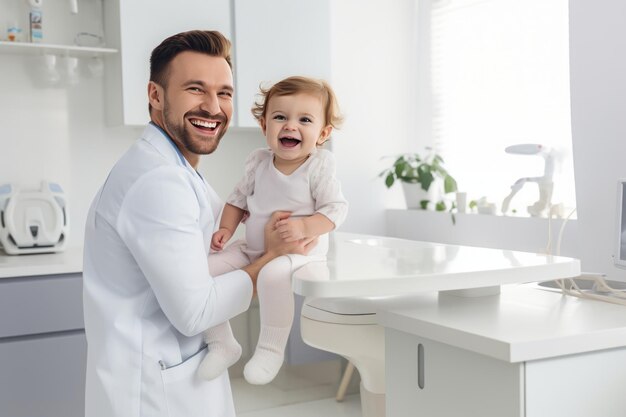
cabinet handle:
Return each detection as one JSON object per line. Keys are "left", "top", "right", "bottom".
{"left": 417, "top": 343, "right": 425, "bottom": 389}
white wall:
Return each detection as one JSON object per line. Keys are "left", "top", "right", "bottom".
{"left": 329, "top": 0, "right": 418, "bottom": 235}
{"left": 569, "top": 0, "right": 626, "bottom": 281}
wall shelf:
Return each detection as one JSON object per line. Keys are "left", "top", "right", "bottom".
{"left": 0, "top": 41, "right": 117, "bottom": 57}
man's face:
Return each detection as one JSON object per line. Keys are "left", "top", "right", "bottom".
{"left": 152, "top": 51, "right": 234, "bottom": 161}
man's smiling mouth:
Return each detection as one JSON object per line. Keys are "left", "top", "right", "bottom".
{"left": 190, "top": 118, "right": 220, "bottom": 132}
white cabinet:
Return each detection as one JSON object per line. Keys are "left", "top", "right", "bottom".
{"left": 103, "top": 0, "right": 232, "bottom": 126}
{"left": 233, "top": 0, "right": 331, "bottom": 127}
{"left": 386, "top": 329, "right": 524, "bottom": 417}
{"left": 382, "top": 285, "right": 626, "bottom": 417}
{"left": 386, "top": 328, "right": 626, "bottom": 417}
{"left": 0, "top": 273, "right": 86, "bottom": 417}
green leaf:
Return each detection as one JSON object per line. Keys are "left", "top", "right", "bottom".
{"left": 435, "top": 201, "right": 446, "bottom": 211}
{"left": 394, "top": 161, "right": 407, "bottom": 177}
{"left": 444, "top": 175, "right": 458, "bottom": 193}
{"left": 385, "top": 173, "right": 395, "bottom": 188}
{"left": 417, "top": 165, "right": 434, "bottom": 191}
{"left": 469, "top": 200, "right": 477, "bottom": 210}
{"left": 420, "top": 200, "right": 429, "bottom": 210}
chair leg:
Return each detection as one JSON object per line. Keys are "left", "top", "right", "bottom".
{"left": 335, "top": 361, "right": 355, "bottom": 402}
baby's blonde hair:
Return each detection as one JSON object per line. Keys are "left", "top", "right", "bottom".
{"left": 251, "top": 76, "right": 343, "bottom": 129}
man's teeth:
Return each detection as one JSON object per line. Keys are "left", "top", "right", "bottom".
{"left": 191, "top": 119, "right": 217, "bottom": 128}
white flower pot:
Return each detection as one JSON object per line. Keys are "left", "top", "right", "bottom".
{"left": 401, "top": 182, "right": 438, "bottom": 209}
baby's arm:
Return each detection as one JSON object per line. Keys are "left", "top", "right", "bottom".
{"left": 275, "top": 214, "right": 334, "bottom": 242}
{"left": 211, "top": 203, "right": 246, "bottom": 251}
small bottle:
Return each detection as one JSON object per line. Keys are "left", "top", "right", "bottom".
{"left": 29, "top": 0, "right": 43, "bottom": 43}
{"left": 7, "top": 21, "right": 22, "bottom": 42}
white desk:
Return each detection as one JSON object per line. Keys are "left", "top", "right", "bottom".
{"left": 380, "top": 285, "right": 626, "bottom": 417}
{"left": 293, "top": 233, "right": 581, "bottom": 298}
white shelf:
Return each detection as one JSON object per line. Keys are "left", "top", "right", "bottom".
{"left": 0, "top": 41, "right": 117, "bottom": 57}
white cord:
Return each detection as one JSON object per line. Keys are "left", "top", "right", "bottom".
{"left": 544, "top": 204, "right": 553, "bottom": 255}
{"left": 555, "top": 274, "right": 626, "bottom": 306}
{"left": 555, "top": 207, "right": 577, "bottom": 256}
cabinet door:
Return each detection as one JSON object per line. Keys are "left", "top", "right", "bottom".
{"left": 233, "top": 0, "right": 331, "bottom": 127}
{"left": 104, "top": 0, "right": 232, "bottom": 126}
{"left": 526, "top": 347, "right": 626, "bottom": 417}
{"left": 0, "top": 331, "right": 87, "bottom": 417}
{"left": 386, "top": 329, "right": 524, "bottom": 417}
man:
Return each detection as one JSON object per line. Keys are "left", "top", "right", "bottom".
{"left": 83, "top": 30, "right": 312, "bottom": 417}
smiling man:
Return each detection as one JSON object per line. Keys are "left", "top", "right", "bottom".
{"left": 82, "top": 31, "right": 313, "bottom": 417}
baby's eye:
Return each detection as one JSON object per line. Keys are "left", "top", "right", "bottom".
{"left": 300, "top": 117, "right": 312, "bottom": 123}
{"left": 273, "top": 115, "right": 286, "bottom": 121}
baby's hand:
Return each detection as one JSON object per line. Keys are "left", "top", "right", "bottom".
{"left": 211, "top": 228, "right": 233, "bottom": 251}
{"left": 275, "top": 218, "right": 307, "bottom": 242}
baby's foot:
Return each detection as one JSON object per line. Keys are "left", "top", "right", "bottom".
{"left": 197, "top": 341, "right": 242, "bottom": 381}
{"left": 243, "top": 325, "right": 290, "bottom": 385}
{"left": 243, "top": 348, "right": 284, "bottom": 385}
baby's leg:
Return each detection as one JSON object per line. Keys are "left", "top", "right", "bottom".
{"left": 244, "top": 255, "right": 311, "bottom": 385}
{"left": 198, "top": 244, "right": 250, "bottom": 380}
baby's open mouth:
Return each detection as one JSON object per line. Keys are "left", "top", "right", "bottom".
{"left": 279, "top": 137, "right": 301, "bottom": 147}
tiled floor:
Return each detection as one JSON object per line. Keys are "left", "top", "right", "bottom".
{"left": 237, "top": 394, "right": 361, "bottom": 417}
{"left": 230, "top": 359, "right": 362, "bottom": 416}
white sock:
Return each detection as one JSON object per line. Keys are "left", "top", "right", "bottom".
{"left": 244, "top": 325, "right": 291, "bottom": 385}
{"left": 197, "top": 323, "right": 242, "bottom": 381}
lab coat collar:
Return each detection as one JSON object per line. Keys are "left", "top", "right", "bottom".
{"left": 143, "top": 122, "right": 205, "bottom": 181}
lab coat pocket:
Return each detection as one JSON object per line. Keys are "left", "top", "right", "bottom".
{"left": 160, "top": 346, "right": 235, "bottom": 417}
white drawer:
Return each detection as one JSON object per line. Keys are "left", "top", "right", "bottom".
{"left": 0, "top": 273, "right": 83, "bottom": 338}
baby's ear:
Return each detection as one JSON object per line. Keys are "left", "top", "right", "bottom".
{"left": 259, "top": 117, "right": 267, "bottom": 135}
{"left": 318, "top": 125, "right": 333, "bottom": 145}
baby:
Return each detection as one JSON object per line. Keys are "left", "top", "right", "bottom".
{"left": 198, "top": 76, "right": 348, "bottom": 385}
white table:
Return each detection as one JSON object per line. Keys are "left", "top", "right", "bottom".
{"left": 293, "top": 233, "right": 580, "bottom": 298}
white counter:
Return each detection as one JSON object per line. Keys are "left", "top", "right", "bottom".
{"left": 379, "top": 284, "right": 626, "bottom": 363}
{"left": 0, "top": 247, "right": 83, "bottom": 278}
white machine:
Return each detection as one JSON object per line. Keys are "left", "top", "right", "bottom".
{"left": 0, "top": 182, "right": 69, "bottom": 255}
{"left": 501, "top": 144, "right": 557, "bottom": 217}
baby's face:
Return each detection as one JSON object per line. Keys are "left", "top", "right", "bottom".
{"left": 262, "top": 93, "right": 331, "bottom": 166}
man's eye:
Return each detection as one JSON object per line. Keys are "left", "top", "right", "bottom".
{"left": 219, "top": 91, "right": 233, "bottom": 97}
{"left": 188, "top": 87, "right": 203, "bottom": 93}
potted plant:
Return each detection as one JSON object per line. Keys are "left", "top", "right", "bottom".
{"left": 380, "top": 149, "right": 458, "bottom": 211}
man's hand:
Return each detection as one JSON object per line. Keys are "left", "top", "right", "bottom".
{"left": 265, "top": 211, "right": 317, "bottom": 256}
{"left": 275, "top": 218, "right": 307, "bottom": 242}
{"left": 211, "top": 228, "right": 233, "bottom": 251}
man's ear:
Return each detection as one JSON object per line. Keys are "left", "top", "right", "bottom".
{"left": 148, "top": 81, "right": 165, "bottom": 111}
{"left": 260, "top": 117, "right": 267, "bottom": 136}
{"left": 318, "top": 125, "right": 333, "bottom": 145}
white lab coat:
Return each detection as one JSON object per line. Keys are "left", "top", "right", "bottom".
{"left": 83, "top": 123, "right": 253, "bottom": 417}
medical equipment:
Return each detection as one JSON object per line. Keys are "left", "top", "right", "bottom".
{"left": 0, "top": 182, "right": 69, "bottom": 255}
{"left": 501, "top": 144, "right": 557, "bottom": 217}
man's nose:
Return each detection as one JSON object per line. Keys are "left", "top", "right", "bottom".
{"left": 200, "top": 93, "right": 221, "bottom": 115}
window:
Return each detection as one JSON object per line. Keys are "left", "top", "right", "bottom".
{"left": 416, "top": 0, "right": 576, "bottom": 216}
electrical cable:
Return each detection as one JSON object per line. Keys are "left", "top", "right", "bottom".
{"left": 544, "top": 206, "right": 626, "bottom": 306}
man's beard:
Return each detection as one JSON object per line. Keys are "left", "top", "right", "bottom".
{"left": 162, "top": 102, "right": 229, "bottom": 156}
